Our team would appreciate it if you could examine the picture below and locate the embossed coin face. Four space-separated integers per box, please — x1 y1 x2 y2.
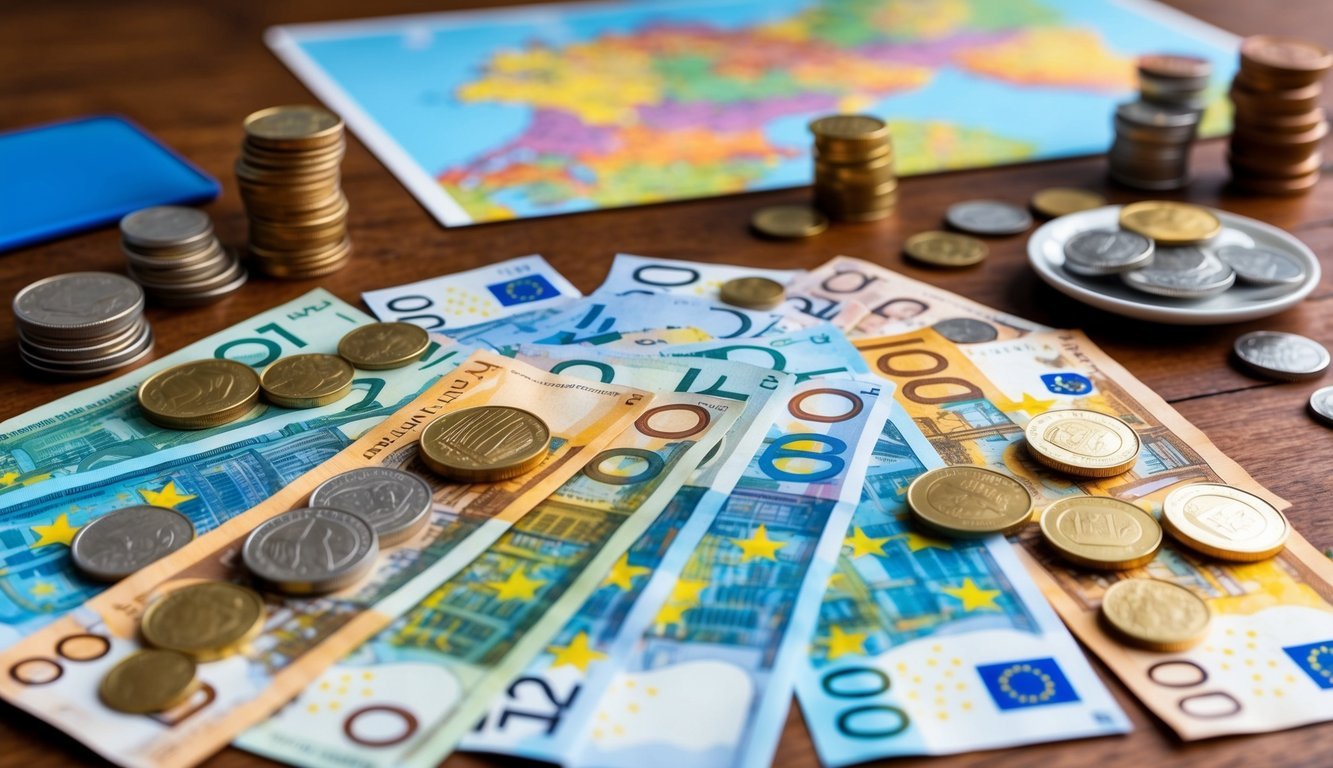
309 467 434 547
119 206 213 249
931 317 998 344
1025 409 1141 478
720 276 787 309
140 581 266 660
1215 245 1307 286
242 507 378 594
1310 386 1333 428
137 359 261 429
904 231 988 267
99 649 197 714
419 405 552 483
13 272 145 339
244 105 343 147
1233 331 1330 381
906 466 1033 537
1101 578 1211 652
70 506 195 582
1030 188 1106 219
260 353 355 408
1121 247 1235 298
1062 229 1155 276
750 205 828 239
1040 496 1162 570
808 114 889 141
1118 201 1221 246
1162 483 1290 561
337 322 431 370
945 200 1033 236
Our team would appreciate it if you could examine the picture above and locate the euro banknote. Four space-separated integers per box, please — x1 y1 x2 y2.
595 253 801 299
662 323 869 382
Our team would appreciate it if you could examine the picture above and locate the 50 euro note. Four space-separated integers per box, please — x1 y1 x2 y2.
0 351 650 768
856 327 1333 738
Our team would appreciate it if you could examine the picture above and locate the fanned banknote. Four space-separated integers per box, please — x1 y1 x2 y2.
0 352 649 768
595 253 801 299
661 323 870 382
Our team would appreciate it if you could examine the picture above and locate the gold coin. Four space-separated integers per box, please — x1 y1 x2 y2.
1161 483 1290 562
140 581 265 661
1040 495 1162 570
808 114 890 142
1024 409 1139 478
1118 201 1222 246
260 353 355 408
1030 188 1107 218
719 277 786 310
99 649 198 714
338 322 431 370
244 105 343 149
903 231 987 268
1100 578 1211 652
419 405 551 483
750 205 828 239
137 359 261 430
906 466 1033 537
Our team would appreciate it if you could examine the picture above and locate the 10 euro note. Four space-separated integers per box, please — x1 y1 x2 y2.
0 351 649 768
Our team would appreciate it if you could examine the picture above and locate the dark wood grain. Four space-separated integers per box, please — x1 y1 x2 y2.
1 1 1332 766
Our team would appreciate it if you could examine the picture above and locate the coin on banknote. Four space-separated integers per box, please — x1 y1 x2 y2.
1100 578 1211 652
931 317 998 344
750 205 829 239
338 322 431 370
1161 483 1290 562
243 507 379 594
1062 229 1154 276
140 581 266 660
1121 247 1235 298
260 353 355 408
1215 245 1307 286
906 466 1033 537
1310 386 1333 427
419 405 551 482
1117 201 1221 245
945 200 1033 236
70 505 195 582
1232 330 1330 381
1030 188 1106 218
1039 496 1162 570
99 649 198 714
903 231 987 267
720 276 786 310
137 359 261 429
1025 409 1140 477
309 467 433 547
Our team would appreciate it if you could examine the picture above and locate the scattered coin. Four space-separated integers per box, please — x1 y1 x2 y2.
903 231 987 268
720 276 786 310
750 205 829 239
1030 188 1107 218
338 322 431 370
309 467 434 547
1100 578 1211 652
98 649 198 715
1162 483 1291 562
1118 201 1221 245
1232 330 1330 381
1025 409 1140 478
137 359 261 429
242 507 379 594
1215 244 1307 286
1062 229 1155 276
1039 495 1162 570
931 317 999 344
260 353 355 408
69 505 195 582
140 581 266 660
1310 386 1333 427
419 405 551 483
944 200 1033 236
13 272 153 377
906 466 1033 537
1121 246 1235 298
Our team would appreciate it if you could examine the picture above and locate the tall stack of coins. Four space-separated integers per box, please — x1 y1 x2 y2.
1228 35 1331 195
809 114 897 222
14 272 152 377
238 105 351 278
120 206 245 305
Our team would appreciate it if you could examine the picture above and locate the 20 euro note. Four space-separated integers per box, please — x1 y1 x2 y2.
239 377 742 768
858 327 1333 739
0 351 649 768
795 405 1128 765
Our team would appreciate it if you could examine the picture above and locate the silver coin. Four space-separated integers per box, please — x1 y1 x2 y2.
20 324 154 377
149 266 249 308
1115 100 1202 129
13 272 145 340
945 200 1032 236
119 206 213 249
242 507 378 595
1233 331 1330 382
1063 229 1155 276
1310 386 1333 428
932 317 998 344
1121 247 1235 298
70 505 195 582
1215 245 1306 286
309 467 433 547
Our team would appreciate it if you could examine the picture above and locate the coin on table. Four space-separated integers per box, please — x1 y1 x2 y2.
260 353 355 408
1310 386 1333 427
70 505 195 582
1030 188 1107 219
419 405 551 483
1100 578 1211 652
137 359 261 429
720 276 786 310
338 322 431 370
243 105 344 149
1117 201 1221 245
1062 229 1154 276
1232 330 1330 381
1162 483 1290 562
1040 496 1162 570
99 649 198 715
931 317 998 344
1215 245 1307 286
13 272 145 341
1121 247 1235 298
903 231 988 267
906 466 1034 537
945 200 1033 236
120 206 213 250
140 581 266 661
1025 409 1140 478
750 205 829 239
243 507 379 594
309 467 434 547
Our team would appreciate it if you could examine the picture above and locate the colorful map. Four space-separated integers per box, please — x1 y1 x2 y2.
268 0 1237 226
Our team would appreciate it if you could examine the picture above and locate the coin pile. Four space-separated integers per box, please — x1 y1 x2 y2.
1107 100 1201 191
14 272 153 377
809 114 897 222
120 206 246 305
238 105 352 278
1138 54 1211 111
1228 35 1332 195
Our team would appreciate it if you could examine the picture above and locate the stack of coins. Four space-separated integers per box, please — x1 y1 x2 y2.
14 272 153 377
120 206 246 305
1228 35 1332 195
809 114 897 222
1138 54 1211 111
238 105 352 278
1107 100 1201 190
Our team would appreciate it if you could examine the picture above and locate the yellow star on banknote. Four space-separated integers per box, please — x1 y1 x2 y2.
844 526 890 559
825 626 868 660
138 480 197 509
1013 392 1056 417
732 524 785 562
602 553 649 591
548 631 606 672
668 577 708 604
31 581 57 597
900 531 952 552
655 601 692 628
30 513 79 549
487 568 546 601
943 578 1002 612
0 471 19 486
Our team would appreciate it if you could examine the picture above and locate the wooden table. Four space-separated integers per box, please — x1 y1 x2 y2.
2 1 1331 766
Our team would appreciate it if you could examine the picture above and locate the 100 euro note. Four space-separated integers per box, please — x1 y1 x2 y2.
0 351 649 768
795 405 1128 765
239 377 743 768
858 328 1333 738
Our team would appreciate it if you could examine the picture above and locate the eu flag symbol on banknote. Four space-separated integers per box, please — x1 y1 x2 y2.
1039 372 1093 396
976 658 1080 711
1283 641 1333 689
488 275 561 306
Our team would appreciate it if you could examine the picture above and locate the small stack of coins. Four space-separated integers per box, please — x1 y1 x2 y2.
14 272 152 377
1228 35 1332 195
809 114 897 222
1137 54 1211 111
120 206 245 305
237 105 351 278
1107 54 1210 191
